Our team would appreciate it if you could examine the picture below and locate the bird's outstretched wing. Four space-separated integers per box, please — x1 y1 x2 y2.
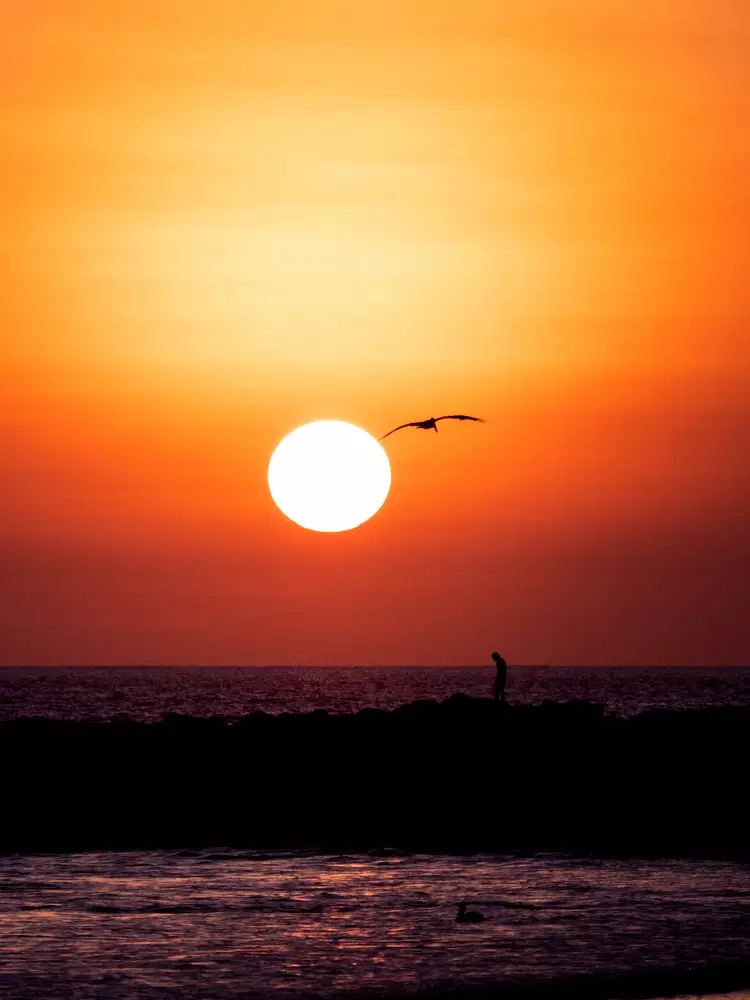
379 422 422 440
434 414 486 423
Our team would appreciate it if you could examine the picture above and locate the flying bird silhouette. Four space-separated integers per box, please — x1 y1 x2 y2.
379 414 486 440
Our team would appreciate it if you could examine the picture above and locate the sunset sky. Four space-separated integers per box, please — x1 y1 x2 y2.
1 1 748 666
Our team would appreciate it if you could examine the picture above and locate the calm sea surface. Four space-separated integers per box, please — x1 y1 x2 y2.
1 850 749 1000
0 665 748 722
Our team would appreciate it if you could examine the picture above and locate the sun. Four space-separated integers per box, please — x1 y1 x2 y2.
268 421 391 532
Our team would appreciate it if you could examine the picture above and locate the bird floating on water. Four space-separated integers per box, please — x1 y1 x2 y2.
456 902 485 924
379 414 486 440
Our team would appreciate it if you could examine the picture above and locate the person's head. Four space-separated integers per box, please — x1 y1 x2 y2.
491 652 502 664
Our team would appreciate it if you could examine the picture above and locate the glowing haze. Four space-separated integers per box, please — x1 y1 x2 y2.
1 2 748 665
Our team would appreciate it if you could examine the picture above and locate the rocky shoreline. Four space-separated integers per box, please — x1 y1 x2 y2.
3 696 748 855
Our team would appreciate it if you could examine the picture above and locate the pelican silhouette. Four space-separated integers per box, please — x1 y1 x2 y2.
379 415 486 440
456 902 485 924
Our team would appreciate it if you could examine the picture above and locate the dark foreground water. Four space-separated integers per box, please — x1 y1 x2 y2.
1 665 749 721
1 850 750 1000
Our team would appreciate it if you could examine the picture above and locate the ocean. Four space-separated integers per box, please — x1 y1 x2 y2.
1 850 749 1000
2 665 749 999
1 664 749 722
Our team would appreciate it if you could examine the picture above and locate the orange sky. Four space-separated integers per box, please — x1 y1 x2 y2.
1 1 748 665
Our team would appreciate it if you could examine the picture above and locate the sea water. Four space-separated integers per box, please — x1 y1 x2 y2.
1 850 749 999
1 664 749 721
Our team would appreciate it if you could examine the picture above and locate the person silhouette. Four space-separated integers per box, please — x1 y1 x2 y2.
491 652 507 703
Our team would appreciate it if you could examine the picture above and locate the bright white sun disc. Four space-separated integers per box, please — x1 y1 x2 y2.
268 421 391 532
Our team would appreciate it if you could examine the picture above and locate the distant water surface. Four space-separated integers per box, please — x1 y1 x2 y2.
0 665 748 722
1 851 749 1000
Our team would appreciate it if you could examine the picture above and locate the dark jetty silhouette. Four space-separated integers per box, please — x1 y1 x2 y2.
2 695 748 854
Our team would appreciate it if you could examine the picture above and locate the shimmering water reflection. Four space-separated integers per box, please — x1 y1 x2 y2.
2 665 749 721
1 851 749 998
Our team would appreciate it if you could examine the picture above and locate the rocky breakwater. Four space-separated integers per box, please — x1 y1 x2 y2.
2 695 748 854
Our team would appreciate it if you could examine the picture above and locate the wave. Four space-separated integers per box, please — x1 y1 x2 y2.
314 964 750 1000
2 961 749 1000
81 899 327 915
1 696 748 856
